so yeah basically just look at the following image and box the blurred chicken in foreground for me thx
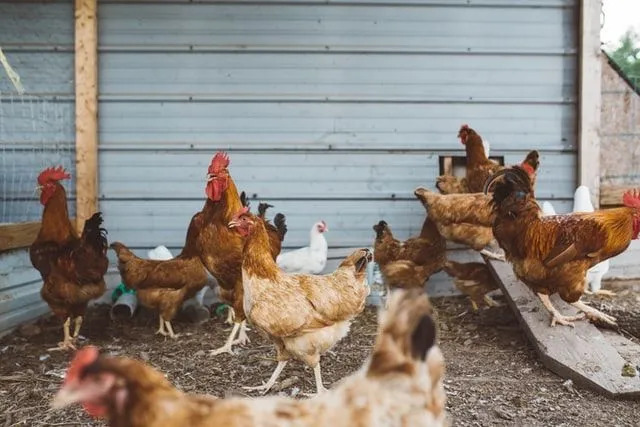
[52,289,446,427]
[486,167,640,327]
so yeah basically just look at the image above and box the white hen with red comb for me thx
[276,220,328,274]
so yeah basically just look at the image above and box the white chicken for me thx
[541,189,613,296]
[276,220,328,274]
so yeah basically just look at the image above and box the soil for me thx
[1,283,640,426]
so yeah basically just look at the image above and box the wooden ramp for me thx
[486,258,640,399]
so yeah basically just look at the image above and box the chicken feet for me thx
[48,318,77,351]
[571,300,617,326]
[313,363,328,394]
[233,320,251,345]
[243,360,288,394]
[480,249,506,262]
[210,321,241,355]
[155,316,179,339]
[584,289,617,297]
[537,294,585,328]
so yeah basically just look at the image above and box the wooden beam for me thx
[0,222,41,252]
[600,185,637,206]
[486,258,640,398]
[578,0,603,208]
[74,0,98,232]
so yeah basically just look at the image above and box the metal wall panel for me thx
[97,0,579,251]
[0,1,74,335]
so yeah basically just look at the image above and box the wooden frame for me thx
[74,0,99,231]
[0,222,42,253]
[577,0,603,207]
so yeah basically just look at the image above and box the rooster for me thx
[276,220,329,274]
[372,218,445,290]
[52,289,446,427]
[229,207,371,394]
[29,167,108,351]
[485,167,640,327]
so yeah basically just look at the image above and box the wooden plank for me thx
[486,258,640,398]
[0,222,41,252]
[74,0,99,232]
[577,0,603,208]
[600,185,639,207]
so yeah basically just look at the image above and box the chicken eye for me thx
[515,191,526,200]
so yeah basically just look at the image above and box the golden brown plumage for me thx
[109,243,209,338]
[436,124,540,195]
[442,261,500,311]
[372,218,446,289]
[53,289,446,427]
[30,167,108,350]
[230,210,371,394]
[487,166,640,327]
[414,188,497,254]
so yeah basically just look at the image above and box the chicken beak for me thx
[35,185,43,195]
[228,219,240,228]
[414,188,425,198]
[206,173,215,183]
[51,384,83,409]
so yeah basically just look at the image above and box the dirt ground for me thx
[1,282,640,426]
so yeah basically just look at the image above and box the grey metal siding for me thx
[97,0,579,252]
[0,1,75,335]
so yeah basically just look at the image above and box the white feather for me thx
[541,201,556,216]
[481,138,490,158]
[147,245,174,261]
[276,221,329,274]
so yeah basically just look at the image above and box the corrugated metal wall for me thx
[0,1,75,336]
[97,0,579,252]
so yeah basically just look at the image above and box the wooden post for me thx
[74,0,98,231]
[578,0,602,207]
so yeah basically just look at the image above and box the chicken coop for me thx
[0,1,628,332]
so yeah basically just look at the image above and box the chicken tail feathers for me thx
[257,202,273,219]
[82,212,108,252]
[273,213,287,241]
[368,289,439,376]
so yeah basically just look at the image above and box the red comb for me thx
[623,189,640,209]
[37,166,71,186]
[209,152,230,174]
[64,346,99,385]
[520,162,535,176]
[460,124,469,130]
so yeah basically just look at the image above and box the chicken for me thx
[436,124,499,194]
[416,152,540,260]
[436,124,539,195]
[52,289,447,427]
[372,218,446,290]
[257,202,288,260]
[443,261,500,311]
[110,242,210,339]
[29,167,108,351]
[414,188,500,259]
[229,208,371,394]
[485,167,640,327]
[276,220,329,274]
